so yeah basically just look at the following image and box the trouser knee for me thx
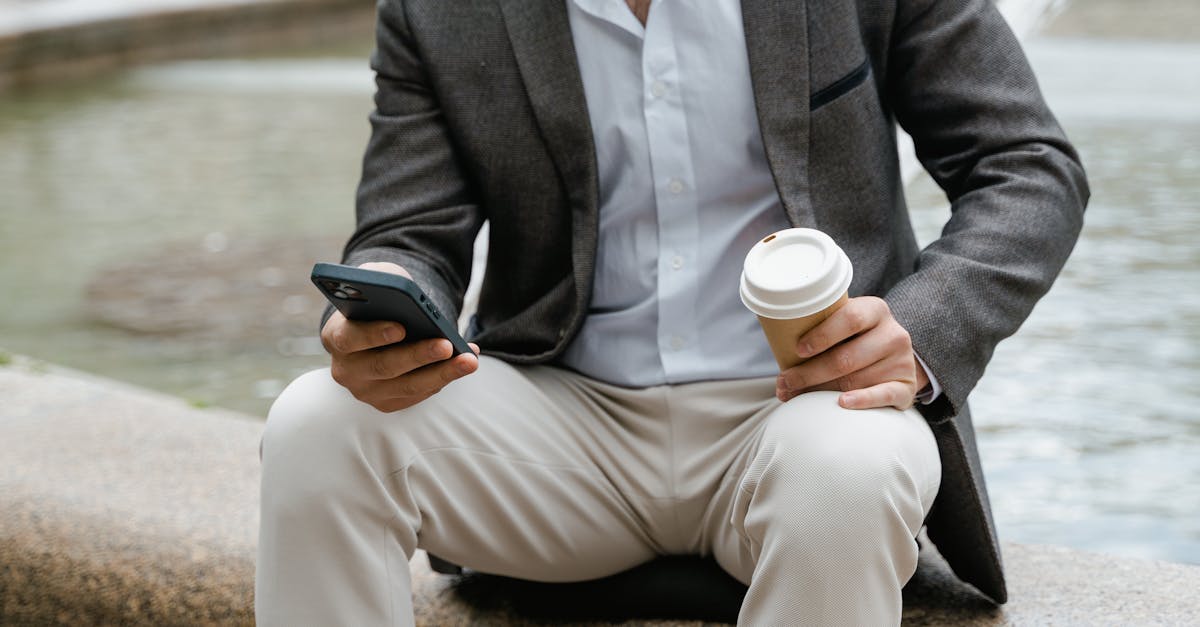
[260,368,417,515]
[737,392,936,551]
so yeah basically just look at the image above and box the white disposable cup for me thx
[739,228,853,369]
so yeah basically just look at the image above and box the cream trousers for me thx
[256,356,940,626]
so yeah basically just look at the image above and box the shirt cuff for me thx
[913,351,942,405]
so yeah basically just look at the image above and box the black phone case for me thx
[310,263,472,356]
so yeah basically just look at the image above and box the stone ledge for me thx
[0,359,261,625]
[0,0,374,89]
[2,359,1198,625]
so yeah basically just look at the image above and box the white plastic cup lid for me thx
[739,228,853,319]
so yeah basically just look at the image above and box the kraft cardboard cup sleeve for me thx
[739,228,853,370]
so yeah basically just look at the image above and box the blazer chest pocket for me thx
[807,55,893,230]
[810,59,871,111]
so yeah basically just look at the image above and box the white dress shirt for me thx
[559,0,941,400]
[559,0,787,386]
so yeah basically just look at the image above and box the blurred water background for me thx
[0,2,1197,566]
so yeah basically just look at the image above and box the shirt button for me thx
[667,178,684,194]
[650,80,668,98]
[669,335,685,350]
[670,255,684,270]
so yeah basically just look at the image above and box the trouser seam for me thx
[665,392,686,551]
[383,514,399,627]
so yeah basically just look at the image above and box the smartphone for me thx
[310,262,472,356]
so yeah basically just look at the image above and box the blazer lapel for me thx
[741,0,812,226]
[497,0,599,300]
[495,0,808,270]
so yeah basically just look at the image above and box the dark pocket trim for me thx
[809,59,871,111]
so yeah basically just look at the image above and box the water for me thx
[1,12,1197,565]
[0,54,373,412]
[905,35,1200,564]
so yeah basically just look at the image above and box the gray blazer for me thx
[343,0,1089,603]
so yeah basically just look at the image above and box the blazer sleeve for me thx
[339,0,484,326]
[881,0,1090,422]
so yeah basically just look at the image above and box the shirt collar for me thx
[569,0,647,39]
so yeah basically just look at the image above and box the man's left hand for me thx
[775,296,929,410]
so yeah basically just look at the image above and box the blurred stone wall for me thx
[0,0,375,89]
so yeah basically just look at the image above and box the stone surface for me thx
[0,358,261,625]
[4,358,1200,625]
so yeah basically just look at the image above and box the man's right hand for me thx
[321,262,480,413]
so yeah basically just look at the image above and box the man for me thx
[256,0,1088,624]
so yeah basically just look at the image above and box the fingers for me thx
[322,312,406,355]
[777,356,912,402]
[359,352,480,412]
[780,323,912,392]
[336,338,452,382]
[332,342,480,412]
[793,296,887,359]
[839,381,916,411]
[777,363,917,410]
[329,336,480,413]
[321,262,478,413]
[357,261,412,278]
[777,296,921,410]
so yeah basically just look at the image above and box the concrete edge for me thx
[0,0,374,89]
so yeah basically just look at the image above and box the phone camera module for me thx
[330,283,366,301]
